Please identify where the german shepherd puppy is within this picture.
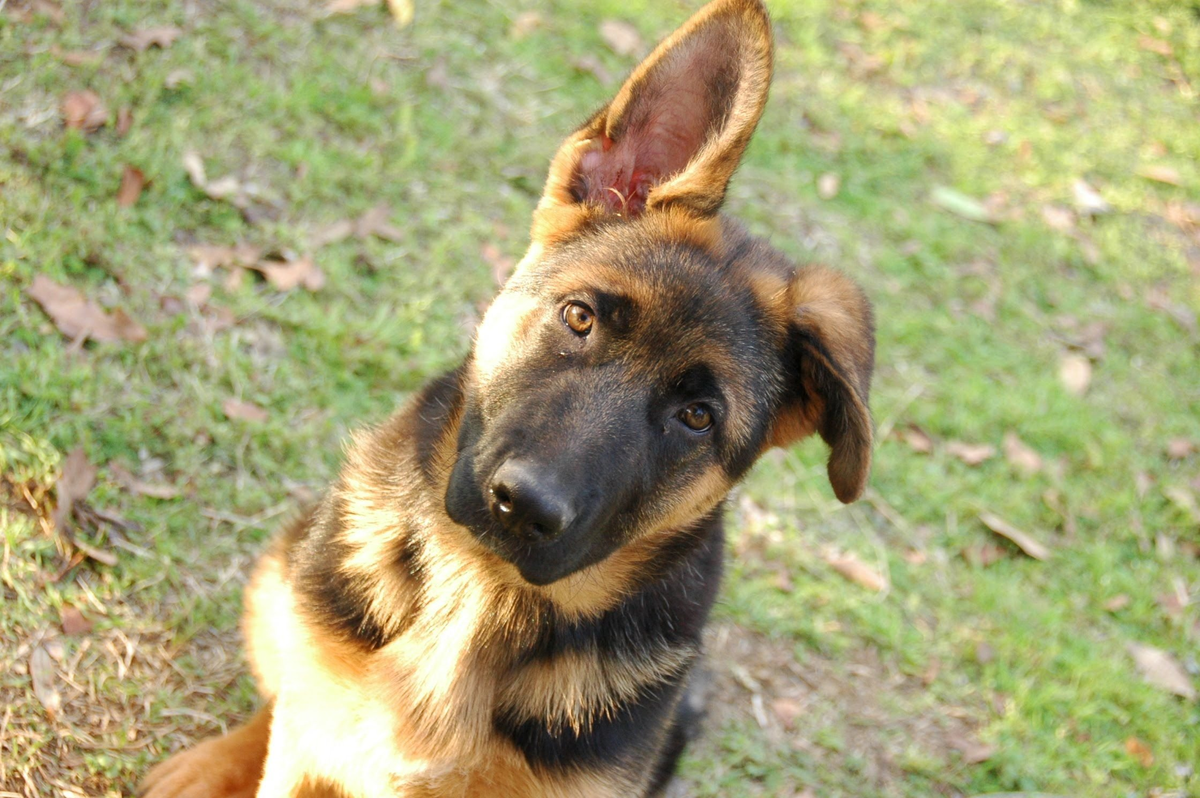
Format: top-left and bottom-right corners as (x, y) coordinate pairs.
(142, 0), (874, 795)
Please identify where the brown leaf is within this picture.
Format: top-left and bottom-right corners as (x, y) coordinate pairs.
(115, 106), (133, 136)
(949, 736), (996, 765)
(60, 605), (93, 635)
(109, 462), (180, 500)
(962, 543), (1008, 567)
(946, 440), (996, 466)
(27, 275), (147, 343)
(1125, 736), (1154, 768)
(119, 26), (182, 51)
(55, 47), (104, 67)
(1003, 432), (1043, 476)
(72, 536), (118, 566)
(823, 550), (886, 591)
(53, 447), (96, 534)
(116, 165), (145, 208)
(895, 424), (933, 454)
(572, 54), (614, 85)
(1137, 34), (1173, 57)
(30, 646), (62, 718)
(223, 398), (269, 423)
(1059, 353), (1092, 396)
(771, 698), (804, 730)
(61, 90), (108, 132)
(599, 19), (643, 57)
(1103, 594), (1131, 612)
(979, 512), (1050, 560)
(1145, 287), (1198, 335)
(1139, 165), (1182, 186)
(482, 243), (515, 286)
(354, 204), (404, 242)
(817, 172), (840, 200)
(250, 256), (325, 292)
(1167, 439), (1196, 460)
(1128, 642), (1195, 699)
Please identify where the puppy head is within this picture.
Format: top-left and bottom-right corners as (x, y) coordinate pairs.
(444, 0), (873, 588)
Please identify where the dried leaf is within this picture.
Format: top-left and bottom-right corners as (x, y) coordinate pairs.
(61, 89), (108, 132)
(386, 0), (413, 27)
(73, 536), (118, 566)
(482, 243), (515, 286)
(1003, 432), (1043, 476)
(56, 48), (103, 67)
(119, 26), (182, 51)
(325, 0), (378, 13)
(1125, 736), (1154, 767)
(899, 424), (933, 454)
(979, 512), (1050, 560)
(116, 106), (133, 136)
(946, 440), (996, 466)
(109, 462), (180, 499)
(1137, 34), (1173, 57)
(182, 150), (208, 188)
(823, 551), (886, 591)
(600, 19), (643, 57)
(1103, 594), (1131, 612)
(510, 11), (542, 38)
(931, 186), (993, 223)
(817, 172), (840, 200)
(1127, 642), (1195, 700)
(223, 398), (269, 423)
(53, 447), (96, 534)
(60, 605), (93, 635)
(1072, 179), (1110, 215)
(354, 204), (404, 242)
(27, 275), (147, 343)
(30, 646), (61, 717)
(116, 165), (145, 208)
(949, 736), (996, 765)
(1059, 353), (1092, 396)
(1139, 165), (1182, 186)
(572, 54), (613, 85)
(250, 256), (325, 292)
(1166, 439), (1195, 460)
(771, 698), (804, 730)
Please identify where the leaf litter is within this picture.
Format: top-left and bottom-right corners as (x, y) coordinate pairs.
(27, 275), (147, 343)
(1126, 642), (1195, 700)
(978, 512), (1050, 560)
(61, 90), (107, 132)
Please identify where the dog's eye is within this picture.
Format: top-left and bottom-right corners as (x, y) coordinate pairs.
(678, 403), (714, 433)
(562, 302), (595, 336)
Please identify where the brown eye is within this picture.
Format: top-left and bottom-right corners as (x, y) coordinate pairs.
(563, 302), (594, 336)
(678, 403), (713, 433)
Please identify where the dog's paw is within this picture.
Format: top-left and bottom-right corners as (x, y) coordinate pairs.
(141, 711), (271, 798)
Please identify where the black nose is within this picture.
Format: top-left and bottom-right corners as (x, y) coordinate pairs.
(488, 460), (572, 543)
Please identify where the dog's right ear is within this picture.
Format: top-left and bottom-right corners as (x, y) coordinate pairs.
(530, 0), (773, 245)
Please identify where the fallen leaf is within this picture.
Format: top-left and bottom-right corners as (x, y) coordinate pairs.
(903, 549), (927, 565)
(61, 90), (107, 132)
(165, 69), (193, 89)
(1137, 34), (1172, 57)
(946, 440), (996, 466)
(109, 462), (180, 499)
(931, 186), (993, 223)
(1127, 642), (1195, 700)
(1166, 439), (1195, 460)
(116, 165), (145, 208)
(510, 11), (542, 38)
(53, 447), (96, 535)
(1125, 736), (1154, 768)
(979, 512), (1050, 560)
(600, 19), (643, 57)
(482, 243), (515, 286)
(27, 275), (147, 343)
(1003, 432), (1043, 476)
(771, 698), (804, 730)
(249, 255), (325, 292)
(325, 0), (378, 13)
(962, 543), (1008, 567)
(572, 54), (613, 85)
(30, 646), (62, 717)
(1072, 179), (1111, 215)
(817, 172), (840, 200)
(1059, 353), (1092, 396)
(60, 605), (93, 635)
(55, 47), (104, 66)
(223, 398), (269, 423)
(823, 550), (886, 591)
(949, 736), (996, 765)
(72, 536), (118, 566)
(354, 204), (404, 242)
(386, 0), (413, 27)
(1041, 204), (1076, 233)
(899, 424), (933, 454)
(116, 106), (133, 136)
(1103, 594), (1131, 612)
(119, 26), (182, 51)
(182, 151), (208, 188)
(1139, 165), (1182, 186)
(1145, 287), (1198, 335)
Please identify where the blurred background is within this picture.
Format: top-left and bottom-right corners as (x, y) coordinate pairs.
(1, 0), (1198, 795)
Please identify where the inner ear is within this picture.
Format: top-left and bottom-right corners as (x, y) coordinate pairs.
(572, 26), (746, 217)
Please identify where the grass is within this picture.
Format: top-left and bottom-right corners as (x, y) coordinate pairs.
(1, 0), (1198, 795)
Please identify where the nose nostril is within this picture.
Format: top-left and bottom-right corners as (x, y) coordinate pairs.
(491, 485), (514, 515)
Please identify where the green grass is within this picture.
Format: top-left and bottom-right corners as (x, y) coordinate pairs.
(2, 0), (1198, 795)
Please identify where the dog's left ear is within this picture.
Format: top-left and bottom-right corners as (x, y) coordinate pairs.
(533, 0), (772, 236)
(768, 266), (875, 503)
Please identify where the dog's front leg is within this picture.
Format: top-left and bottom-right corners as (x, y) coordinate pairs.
(140, 705), (272, 798)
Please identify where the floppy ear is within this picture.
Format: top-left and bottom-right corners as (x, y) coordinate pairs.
(532, 0), (772, 240)
(769, 266), (875, 503)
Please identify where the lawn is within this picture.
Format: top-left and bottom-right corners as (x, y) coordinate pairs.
(1, 0), (1198, 795)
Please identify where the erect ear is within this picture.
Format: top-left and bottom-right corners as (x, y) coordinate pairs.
(768, 265), (875, 503)
(532, 0), (772, 240)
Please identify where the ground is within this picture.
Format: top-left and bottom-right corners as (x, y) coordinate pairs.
(1, 0), (1199, 796)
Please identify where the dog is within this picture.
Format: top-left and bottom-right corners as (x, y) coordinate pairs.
(141, 0), (874, 795)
